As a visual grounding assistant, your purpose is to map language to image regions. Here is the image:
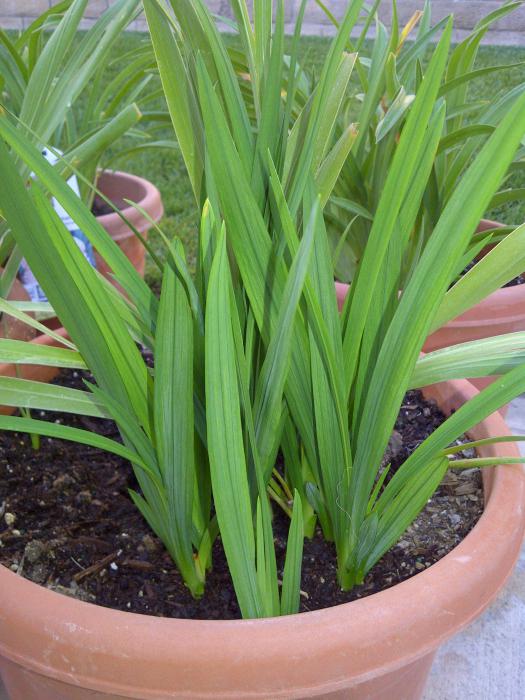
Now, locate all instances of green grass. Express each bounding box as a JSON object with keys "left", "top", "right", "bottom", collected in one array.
[{"left": 101, "top": 33, "right": 525, "bottom": 289}]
